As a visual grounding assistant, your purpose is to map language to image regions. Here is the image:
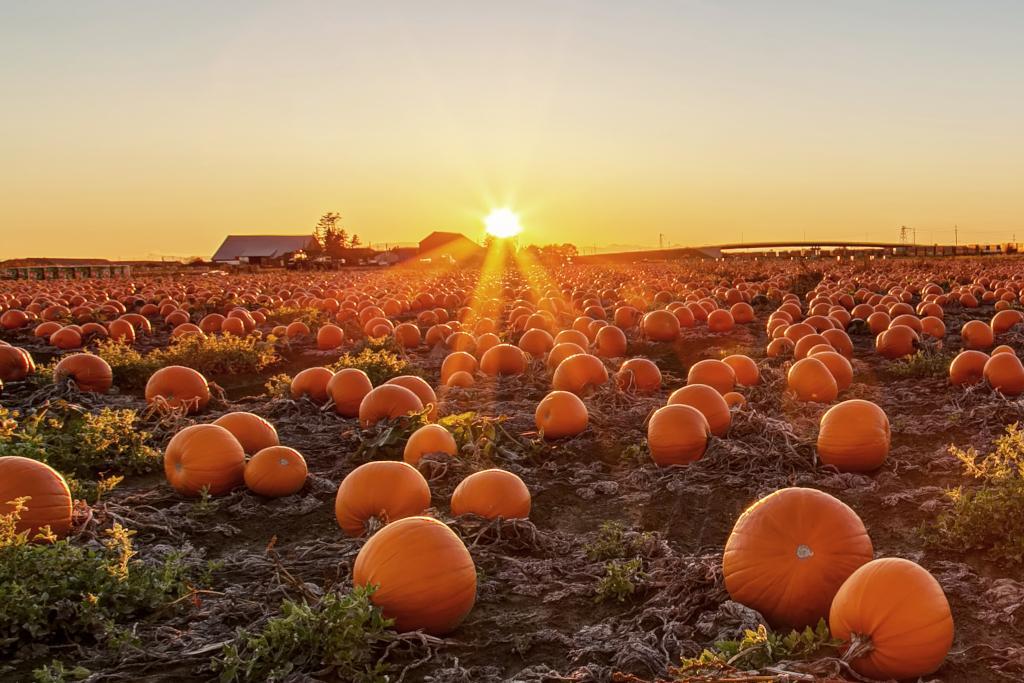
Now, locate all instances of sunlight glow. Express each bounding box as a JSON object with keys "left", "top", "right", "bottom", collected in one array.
[{"left": 484, "top": 208, "right": 523, "bottom": 239}]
